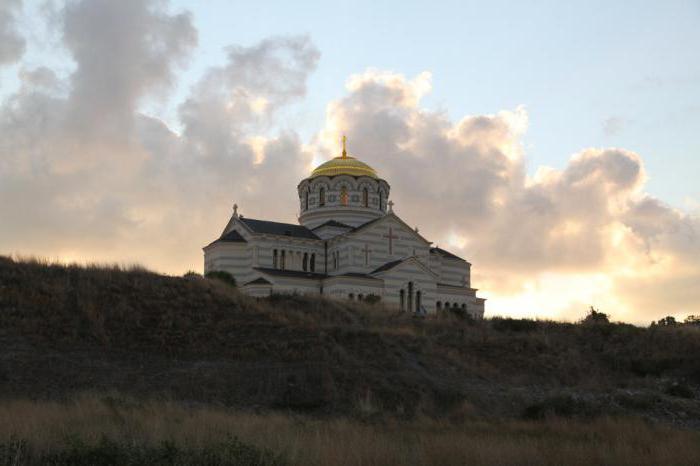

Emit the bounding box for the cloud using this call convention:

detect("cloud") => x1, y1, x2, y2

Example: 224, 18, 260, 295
0, 0, 319, 273
62, 0, 197, 141
315, 70, 699, 322
0, 2, 696, 324
0, 0, 25, 66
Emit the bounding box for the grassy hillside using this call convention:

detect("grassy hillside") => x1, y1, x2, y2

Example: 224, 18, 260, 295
1, 256, 699, 425
2, 395, 700, 466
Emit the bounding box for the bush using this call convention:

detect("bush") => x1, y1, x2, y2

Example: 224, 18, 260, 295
363, 294, 381, 305
685, 315, 700, 326
581, 306, 610, 325
182, 270, 201, 279
491, 317, 538, 332
665, 382, 695, 399
522, 395, 601, 420
205, 270, 236, 287
652, 316, 678, 327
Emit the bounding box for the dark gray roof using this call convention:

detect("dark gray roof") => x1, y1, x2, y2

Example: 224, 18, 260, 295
331, 272, 382, 280
244, 277, 272, 286
219, 229, 247, 242
371, 259, 404, 274
205, 228, 247, 248
430, 247, 467, 262
254, 267, 327, 279
352, 216, 384, 232
240, 217, 320, 240
312, 220, 353, 230
437, 282, 467, 288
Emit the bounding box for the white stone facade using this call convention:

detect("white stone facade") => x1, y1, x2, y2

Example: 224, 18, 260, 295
203, 151, 485, 318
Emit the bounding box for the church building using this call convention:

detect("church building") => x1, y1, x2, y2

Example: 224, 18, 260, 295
203, 138, 485, 317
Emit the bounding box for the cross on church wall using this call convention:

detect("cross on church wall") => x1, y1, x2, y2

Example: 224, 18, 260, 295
383, 227, 399, 255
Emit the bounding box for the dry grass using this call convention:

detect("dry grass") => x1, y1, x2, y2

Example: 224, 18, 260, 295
1, 394, 700, 466
2, 255, 700, 423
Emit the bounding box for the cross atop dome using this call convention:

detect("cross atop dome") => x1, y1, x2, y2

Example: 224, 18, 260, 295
306, 136, 380, 179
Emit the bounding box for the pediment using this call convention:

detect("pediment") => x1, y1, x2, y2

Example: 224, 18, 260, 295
371, 256, 438, 279
350, 213, 431, 245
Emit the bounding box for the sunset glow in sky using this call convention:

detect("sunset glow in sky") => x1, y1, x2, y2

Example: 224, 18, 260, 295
1, 0, 699, 324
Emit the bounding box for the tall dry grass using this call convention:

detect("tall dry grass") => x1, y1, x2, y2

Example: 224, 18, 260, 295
1, 394, 700, 466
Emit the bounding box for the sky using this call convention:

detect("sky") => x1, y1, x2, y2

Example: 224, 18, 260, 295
1, 0, 699, 324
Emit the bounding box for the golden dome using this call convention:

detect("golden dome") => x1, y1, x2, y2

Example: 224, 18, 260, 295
310, 155, 378, 179
309, 136, 379, 179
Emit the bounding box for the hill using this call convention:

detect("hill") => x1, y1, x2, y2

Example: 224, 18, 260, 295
1, 256, 699, 426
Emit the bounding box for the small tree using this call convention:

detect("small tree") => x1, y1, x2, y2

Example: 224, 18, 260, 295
685, 315, 700, 326
654, 316, 678, 327
205, 270, 236, 287
582, 306, 609, 324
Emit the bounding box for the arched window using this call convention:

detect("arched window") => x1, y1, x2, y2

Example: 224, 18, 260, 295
273, 249, 278, 269
363, 188, 368, 207
358, 294, 364, 301
399, 289, 405, 311
445, 302, 450, 309
305, 189, 309, 210
436, 301, 442, 310
281, 250, 286, 270
340, 187, 348, 206
379, 191, 384, 211
349, 293, 354, 300
303, 253, 308, 271
415, 291, 422, 312
319, 188, 325, 206
310, 253, 315, 272
462, 303, 467, 312
407, 282, 414, 312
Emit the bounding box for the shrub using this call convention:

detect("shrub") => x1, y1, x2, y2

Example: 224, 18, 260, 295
685, 315, 700, 326
581, 306, 610, 325
652, 316, 678, 327
522, 395, 601, 420
491, 317, 538, 332
665, 382, 695, 399
205, 270, 236, 287
363, 294, 381, 305
183, 270, 201, 279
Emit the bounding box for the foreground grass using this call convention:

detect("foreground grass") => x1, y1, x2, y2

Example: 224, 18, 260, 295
1, 395, 700, 466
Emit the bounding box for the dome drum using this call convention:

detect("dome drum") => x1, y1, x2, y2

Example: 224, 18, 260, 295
298, 141, 390, 229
